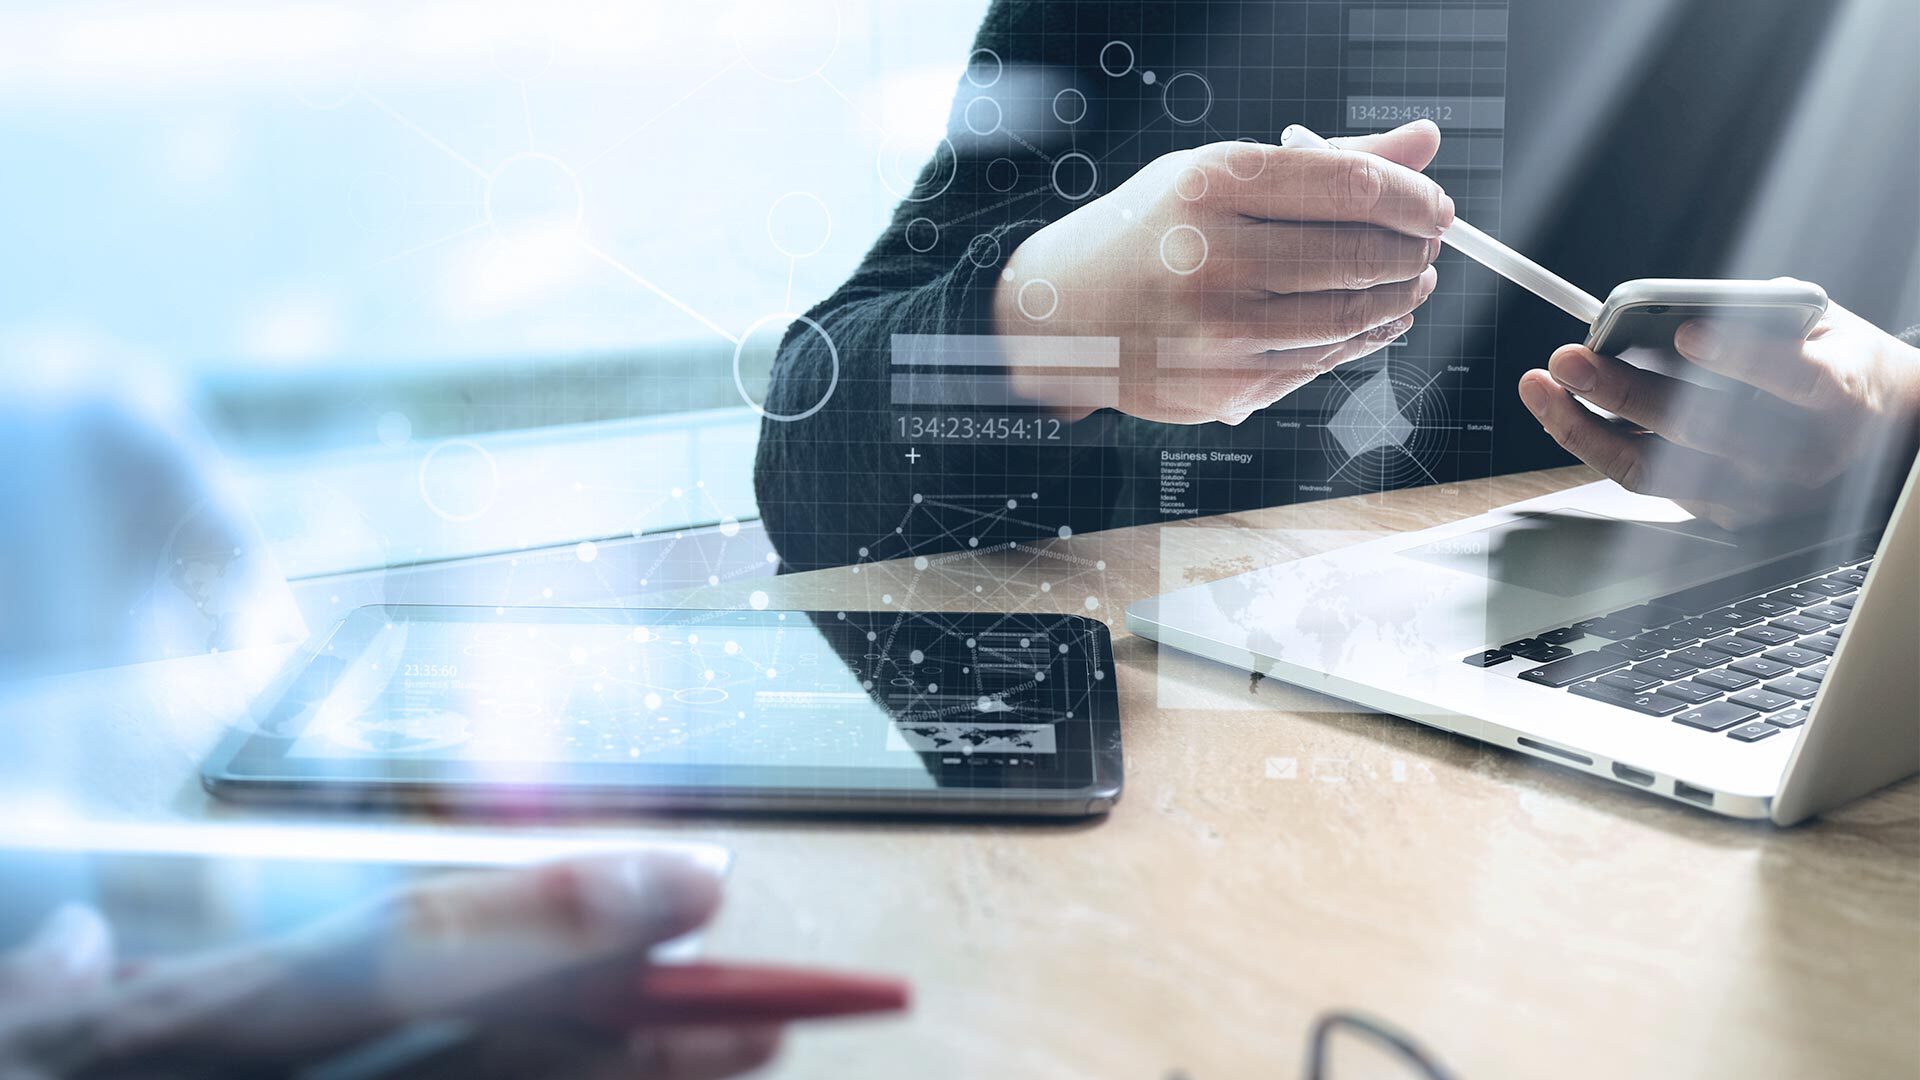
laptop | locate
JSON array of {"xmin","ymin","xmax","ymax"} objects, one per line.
[{"xmin": 1127, "ymin": 453, "xmax": 1919, "ymax": 823}]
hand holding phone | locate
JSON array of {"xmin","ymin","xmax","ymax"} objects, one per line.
[{"xmin": 1584, "ymin": 277, "xmax": 1829, "ymax": 388}]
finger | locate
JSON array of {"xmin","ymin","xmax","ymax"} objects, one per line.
[
  {"xmin": 398, "ymin": 851, "xmax": 724, "ymax": 953},
  {"xmin": 1517, "ymin": 369, "xmax": 1747, "ymax": 502},
  {"xmin": 1204, "ymin": 144, "xmax": 1454, "ymax": 238},
  {"xmin": 1229, "ymin": 266, "xmax": 1436, "ymax": 350},
  {"xmin": 1329, "ymin": 118, "xmax": 1443, "ymax": 171},
  {"xmin": 1213, "ymin": 317, "xmax": 1415, "ymax": 424},
  {"xmin": 1228, "ymin": 221, "xmax": 1439, "ymax": 293},
  {"xmin": 628, "ymin": 1025, "xmax": 783, "ymax": 1080},
  {"xmin": 1673, "ymin": 318, "xmax": 1834, "ymax": 407},
  {"xmin": 1544, "ymin": 344, "xmax": 1768, "ymax": 463}
]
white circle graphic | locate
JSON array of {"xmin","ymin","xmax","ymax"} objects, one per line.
[
  {"xmin": 1052, "ymin": 87, "xmax": 1088, "ymax": 124},
  {"xmin": 1099, "ymin": 40, "xmax": 1135, "ymax": 77},
  {"xmin": 905, "ymin": 216, "xmax": 939, "ymax": 252},
  {"xmin": 1175, "ymin": 165, "xmax": 1209, "ymax": 201},
  {"xmin": 966, "ymin": 47, "xmax": 1003, "ymax": 87},
  {"xmin": 1225, "ymin": 137, "xmax": 1269, "ymax": 182},
  {"xmin": 733, "ymin": 312, "xmax": 838, "ymax": 422},
  {"xmin": 963, "ymin": 95, "xmax": 1002, "ymax": 136},
  {"xmin": 765, "ymin": 191, "xmax": 832, "ymax": 259},
  {"xmin": 418, "ymin": 439, "xmax": 500, "ymax": 522},
  {"xmin": 674, "ymin": 687, "xmax": 730, "ymax": 706},
  {"xmin": 1159, "ymin": 223, "xmax": 1208, "ymax": 276},
  {"xmin": 877, "ymin": 134, "xmax": 957, "ymax": 203},
  {"xmin": 1050, "ymin": 151, "xmax": 1099, "ymax": 201},
  {"xmin": 986, "ymin": 157, "xmax": 1019, "ymax": 192},
  {"xmin": 1162, "ymin": 71, "xmax": 1212, "ymax": 124},
  {"xmin": 1016, "ymin": 278, "xmax": 1059, "ymax": 321}
]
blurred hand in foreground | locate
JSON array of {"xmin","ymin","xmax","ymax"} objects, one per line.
[{"xmin": 0, "ymin": 850, "xmax": 781, "ymax": 1079}]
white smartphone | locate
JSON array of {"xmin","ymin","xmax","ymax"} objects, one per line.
[{"xmin": 1585, "ymin": 278, "xmax": 1829, "ymax": 388}]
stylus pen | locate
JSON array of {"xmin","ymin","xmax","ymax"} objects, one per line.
[
  {"xmin": 1279, "ymin": 125, "xmax": 1605, "ymax": 325},
  {"xmin": 612, "ymin": 961, "xmax": 911, "ymax": 1026}
]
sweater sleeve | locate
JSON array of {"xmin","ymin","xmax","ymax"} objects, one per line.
[{"xmin": 752, "ymin": 1, "xmax": 1160, "ymax": 572}]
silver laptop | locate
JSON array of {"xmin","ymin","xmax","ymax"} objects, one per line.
[{"xmin": 1128, "ymin": 454, "xmax": 1919, "ymax": 823}]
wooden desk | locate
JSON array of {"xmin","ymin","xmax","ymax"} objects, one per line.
[{"xmin": 4, "ymin": 466, "xmax": 1914, "ymax": 1079}]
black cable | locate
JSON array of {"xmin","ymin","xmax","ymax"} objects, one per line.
[{"xmin": 1303, "ymin": 1010, "xmax": 1461, "ymax": 1080}]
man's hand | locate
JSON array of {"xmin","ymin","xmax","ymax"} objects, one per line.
[
  {"xmin": 0, "ymin": 851, "xmax": 783, "ymax": 1079},
  {"xmin": 992, "ymin": 120, "xmax": 1454, "ymax": 425},
  {"xmin": 1519, "ymin": 296, "xmax": 1920, "ymax": 528}
]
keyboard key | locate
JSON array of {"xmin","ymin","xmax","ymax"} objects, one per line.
[
  {"xmin": 1503, "ymin": 639, "xmax": 1572, "ymax": 662},
  {"xmin": 1464, "ymin": 649, "xmax": 1511, "ymax": 668},
  {"xmin": 1733, "ymin": 597, "xmax": 1797, "ymax": 618},
  {"xmin": 1767, "ymin": 708, "xmax": 1809, "ymax": 728},
  {"xmin": 1763, "ymin": 646, "xmax": 1822, "ymax": 667},
  {"xmin": 1573, "ymin": 617, "xmax": 1640, "ymax": 640},
  {"xmin": 1798, "ymin": 636, "xmax": 1837, "ymax": 657},
  {"xmin": 1635, "ymin": 657, "xmax": 1700, "ymax": 681},
  {"xmin": 1737, "ymin": 625, "xmax": 1798, "ymax": 646},
  {"xmin": 1673, "ymin": 617, "xmax": 1734, "ymax": 639},
  {"xmin": 1800, "ymin": 604, "xmax": 1850, "ymax": 624},
  {"xmin": 1825, "ymin": 625, "xmax": 1845, "ymax": 638},
  {"xmin": 1656, "ymin": 681, "xmax": 1722, "ymax": 705},
  {"xmin": 1537, "ymin": 626, "xmax": 1585, "ymax": 646},
  {"xmin": 1669, "ymin": 646, "xmax": 1735, "ymax": 669},
  {"xmin": 1729, "ymin": 688, "xmax": 1795, "ymax": 712},
  {"xmin": 1602, "ymin": 639, "xmax": 1665, "ymax": 661},
  {"xmin": 1800, "ymin": 662, "xmax": 1829, "ymax": 683},
  {"xmin": 1766, "ymin": 587, "xmax": 1823, "ymax": 607},
  {"xmin": 1833, "ymin": 594, "xmax": 1859, "ymax": 609},
  {"xmin": 1703, "ymin": 635, "xmax": 1764, "ymax": 657},
  {"xmin": 1610, "ymin": 604, "xmax": 1684, "ymax": 629},
  {"xmin": 1599, "ymin": 670, "xmax": 1662, "ymax": 693},
  {"xmin": 1694, "ymin": 668, "xmax": 1760, "ymax": 692},
  {"xmin": 1571, "ymin": 680, "xmax": 1688, "ymax": 716},
  {"xmin": 1765, "ymin": 677, "xmax": 1821, "ymax": 700},
  {"xmin": 1827, "ymin": 568, "xmax": 1868, "ymax": 588},
  {"xmin": 1728, "ymin": 723, "xmax": 1780, "ymax": 742},
  {"xmin": 1518, "ymin": 650, "xmax": 1625, "ymax": 687},
  {"xmin": 1730, "ymin": 656, "xmax": 1794, "ymax": 679},
  {"xmin": 1636, "ymin": 627, "xmax": 1699, "ymax": 650},
  {"xmin": 1769, "ymin": 614, "xmax": 1826, "ymax": 635},
  {"xmin": 1704, "ymin": 606, "xmax": 1762, "ymax": 627},
  {"xmin": 1800, "ymin": 579, "xmax": 1854, "ymax": 598},
  {"xmin": 1672, "ymin": 702, "xmax": 1759, "ymax": 731}
]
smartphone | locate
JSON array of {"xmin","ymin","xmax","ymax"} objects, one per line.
[
  {"xmin": 203, "ymin": 605, "xmax": 1124, "ymax": 818},
  {"xmin": 1585, "ymin": 278, "xmax": 1828, "ymax": 388}
]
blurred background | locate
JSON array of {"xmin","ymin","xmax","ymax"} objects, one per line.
[{"xmin": 0, "ymin": 0, "xmax": 982, "ymax": 578}]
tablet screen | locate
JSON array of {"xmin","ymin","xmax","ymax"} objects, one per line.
[{"xmin": 219, "ymin": 605, "xmax": 1116, "ymax": 798}]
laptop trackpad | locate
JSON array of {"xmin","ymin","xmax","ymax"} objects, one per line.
[{"xmin": 1398, "ymin": 509, "xmax": 1733, "ymax": 598}]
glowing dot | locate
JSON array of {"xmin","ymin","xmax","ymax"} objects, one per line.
[
  {"xmin": 689, "ymin": 633, "xmax": 699, "ymax": 644},
  {"xmin": 858, "ymin": 547, "xmax": 870, "ymax": 558},
  {"xmin": 1007, "ymin": 499, "xmax": 1018, "ymax": 509},
  {"xmin": 765, "ymin": 551, "xmax": 779, "ymax": 563},
  {"xmin": 912, "ymin": 493, "xmax": 924, "ymax": 503},
  {"xmin": 724, "ymin": 640, "xmax": 740, "ymax": 655},
  {"xmin": 671, "ymin": 487, "xmax": 684, "ymax": 498},
  {"xmin": 966, "ymin": 638, "xmax": 976, "ymax": 648},
  {"xmin": 644, "ymin": 692, "xmax": 662, "ymax": 710},
  {"xmin": 1059, "ymin": 643, "xmax": 1070, "ymax": 653},
  {"xmin": 910, "ymin": 649, "xmax": 925, "ymax": 663},
  {"xmin": 1035, "ymin": 670, "xmax": 1046, "ymax": 681},
  {"xmin": 576, "ymin": 540, "xmax": 598, "ymax": 562},
  {"xmin": 928, "ymin": 683, "xmax": 938, "ymax": 693},
  {"xmin": 719, "ymin": 517, "xmax": 741, "ymax": 537},
  {"xmin": 1096, "ymin": 560, "xmax": 1106, "ymax": 570},
  {"xmin": 914, "ymin": 556, "xmax": 929, "ymax": 570},
  {"xmin": 1085, "ymin": 596, "xmax": 1100, "ymax": 611},
  {"xmin": 542, "ymin": 587, "xmax": 554, "ymax": 598},
  {"xmin": 705, "ymin": 669, "xmax": 715, "ymax": 680},
  {"xmin": 867, "ymin": 631, "xmax": 878, "ymax": 641},
  {"xmin": 766, "ymin": 668, "xmax": 778, "ymax": 678},
  {"xmin": 708, "ymin": 575, "xmax": 719, "ymax": 586},
  {"xmin": 1057, "ymin": 526, "xmax": 1072, "ymax": 539},
  {"xmin": 968, "ymin": 537, "xmax": 979, "ymax": 547},
  {"xmin": 749, "ymin": 590, "xmax": 769, "ymax": 610},
  {"xmin": 1041, "ymin": 582, "xmax": 1052, "ymax": 592},
  {"xmin": 1142, "ymin": 70, "xmax": 1156, "ymax": 84},
  {"xmin": 1020, "ymin": 638, "xmax": 1031, "ymax": 648},
  {"xmin": 836, "ymin": 611, "xmax": 847, "ymax": 619}
]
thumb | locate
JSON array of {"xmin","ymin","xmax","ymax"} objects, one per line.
[
  {"xmin": 0, "ymin": 904, "xmax": 116, "ymax": 997},
  {"xmin": 1331, "ymin": 119, "xmax": 1442, "ymax": 171}
]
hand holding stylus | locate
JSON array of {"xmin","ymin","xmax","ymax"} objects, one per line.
[{"xmin": 0, "ymin": 851, "xmax": 904, "ymax": 1079}]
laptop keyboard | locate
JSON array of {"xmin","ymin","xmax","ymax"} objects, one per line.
[{"xmin": 1463, "ymin": 536, "xmax": 1879, "ymax": 743}]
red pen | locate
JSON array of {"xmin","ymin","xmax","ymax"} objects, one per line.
[{"xmin": 620, "ymin": 962, "xmax": 911, "ymax": 1026}]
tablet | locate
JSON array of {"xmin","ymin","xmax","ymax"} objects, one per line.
[{"xmin": 203, "ymin": 605, "xmax": 1122, "ymax": 817}]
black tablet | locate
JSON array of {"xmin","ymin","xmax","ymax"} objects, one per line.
[{"xmin": 203, "ymin": 605, "xmax": 1122, "ymax": 817}]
